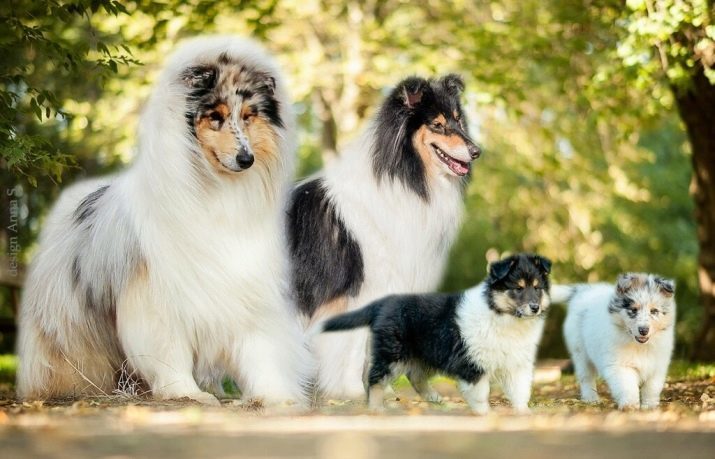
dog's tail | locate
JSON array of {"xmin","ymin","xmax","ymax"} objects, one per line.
[
  {"xmin": 322, "ymin": 302, "xmax": 380, "ymax": 333},
  {"xmin": 550, "ymin": 284, "xmax": 578, "ymax": 304}
]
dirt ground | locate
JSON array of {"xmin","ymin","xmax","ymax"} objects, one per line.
[{"xmin": 2, "ymin": 373, "xmax": 715, "ymax": 459}]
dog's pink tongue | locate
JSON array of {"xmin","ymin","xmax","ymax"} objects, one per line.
[{"xmin": 449, "ymin": 158, "xmax": 469, "ymax": 176}]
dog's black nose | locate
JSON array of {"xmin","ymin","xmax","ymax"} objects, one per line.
[
  {"xmin": 468, "ymin": 143, "xmax": 481, "ymax": 159},
  {"xmin": 236, "ymin": 151, "xmax": 254, "ymax": 169},
  {"xmin": 638, "ymin": 326, "xmax": 649, "ymax": 336},
  {"xmin": 529, "ymin": 303, "xmax": 540, "ymax": 313}
]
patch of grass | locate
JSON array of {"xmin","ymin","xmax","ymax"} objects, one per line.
[
  {"xmin": 668, "ymin": 360, "xmax": 715, "ymax": 381},
  {"xmin": 0, "ymin": 354, "xmax": 17, "ymax": 385}
]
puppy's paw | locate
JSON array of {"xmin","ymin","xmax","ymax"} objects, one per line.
[
  {"xmin": 470, "ymin": 402, "xmax": 490, "ymax": 416},
  {"xmin": 423, "ymin": 391, "xmax": 443, "ymax": 404},
  {"xmin": 512, "ymin": 405, "xmax": 532, "ymax": 416},
  {"xmin": 618, "ymin": 402, "xmax": 639, "ymax": 412},
  {"xmin": 640, "ymin": 401, "xmax": 660, "ymax": 410}
]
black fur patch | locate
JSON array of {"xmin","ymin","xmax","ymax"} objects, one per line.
[
  {"xmin": 287, "ymin": 178, "xmax": 364, "ymax": 316},
  {"xmin": 323, "ymin": 292, "xmax": 485, "ymax": 386},
  {"xmin": 371, "ymin": 74, "xmax": 476, "ymax": 201},
  {"xmin": 484, "ymin": 253, "xmax": 552, "ymax": 316},
  {"xmin": 609, "ymin": 295, "xmax": 636, "ymax": 315},
  {"xmin": 74, "ymin": 185, "xmax": 109, "ymax": 224}
]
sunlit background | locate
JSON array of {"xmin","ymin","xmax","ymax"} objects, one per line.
[{"xmin": 2, "ymin": 0, "xmax": 713, "ymax": 361}]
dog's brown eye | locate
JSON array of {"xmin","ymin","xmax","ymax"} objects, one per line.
[
  {"xmin": 431, "ymin": 120, "xmax": 444, "ymax": 130},
  {"xmin": 650, "ymin": 309, "xmax": 659, "ymax": 315},
  {"xmin": 242, "ymin": 111, "xmax": 255, "ymax": 123},
  {"xmin": 208, "ymin": 112, "xmax": 223, "ymax": 130}
]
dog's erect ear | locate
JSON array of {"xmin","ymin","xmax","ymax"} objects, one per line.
[
  {"xmin": 181, "ymin": 65, "xmax": 217, "ymax": 89},
  {"xmin": 398, "ymin": 77, "xmax": 429, "ymax": 109},
  {"xmin": 655, "ymin": 277, "xmax": 676, "ymax": 297},
  {"xmin": 531, "ymin": 255, "xmax": 552, "ymax": 274},
  {"xmin": 489, "ymin": 258, "xmax": 515, "ymax": 282},
  {"xmin": 441, "ymin": 74, "xmax": 465, "ymax": 96},
  {"xmin": 253, "ymin": 72, "xmax": 276, "ymax": 96},
  {"xmin": 616, "ymin": 273, "xmax": 637, "ymax": 296}
]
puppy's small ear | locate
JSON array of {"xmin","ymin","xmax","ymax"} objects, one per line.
[
  {"xmin": 655, "ymin": 277, "xmax": 675, "ymax": 297},
  {"xmin": 182, "ymin": 65, "xmax": 216, "ymax": 89},
  {"xmin": 398, "ymin": 77, "xmax": 429, "ymax": 109},
  {"xmin": 441, "ymin": 74, "xmax": 465, "ymax": 96},
  {"xmin": 616, "ymin": 273, "xmax": 637, "ymax": 296},
  {"xmin": 489, "ymin": 258, "xmax": 515, "ymax": 282},
  {"xmin": 532, "ymin": 255, "xmax": 552, "ymax": 274}
]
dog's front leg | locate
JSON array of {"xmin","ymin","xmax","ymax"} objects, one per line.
[
  {"xmin": 502, "ymin": 367, "xmax": 533, "ymax": 414},
  {"xmin": 640, "ymin": 370, "xmax": 667, "ymax": 409},
  {"xmin": 117, "ymin": 304, "xmax": 218, "ymax": 405},
  {"xmin": 603, "ymin": 365, "xmax": 640, "ymax": 410},
  {"xmin": 459, "ymin": 377, "xmax": 490, "ymax": 415}
]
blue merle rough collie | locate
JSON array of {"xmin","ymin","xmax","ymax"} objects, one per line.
[
  {"xmin": 16, "ymin": 36, "xmax": 311, "ymax": 405},
  {"xmin": 322, "ymin": 253, "xmax": 553, "ymax": 413},
  {"xmin": 287, "ymin": 75, "xmax": 480, "ymax": 398}
]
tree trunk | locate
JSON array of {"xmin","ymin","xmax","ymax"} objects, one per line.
[{"xmin": 673, "ymin": 68, "xmax": 715, "ymax": 360}]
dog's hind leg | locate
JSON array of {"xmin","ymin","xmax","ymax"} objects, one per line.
[
  {"xmin": 366, "ymin": 353, "xmax": 396, "ymax": 411},
  {"xmin": 406, "ymin": 364, "xmax": 441, "ymax": 403}
]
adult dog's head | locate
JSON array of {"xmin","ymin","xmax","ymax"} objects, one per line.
[
  {"xmin": 485, "ymin": 253, "xmax": 553, "ymax": 318},
  {"xmin": 182, "ymin": 58, "xmax": 282, "ymax": 175},
  {"xmin": 372, "ymin": 74, "xmax": 480, "ymax": 200},
  {"xmin": 144, "ymin": 36, "xmax": 293, "ymax": 184},
  {"xmin": 608, "ymin": 273, "xmax": 676, "ymax": 344}
]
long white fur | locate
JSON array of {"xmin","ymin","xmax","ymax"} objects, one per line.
[
  {"xmin": 560, "ymin": 281, "xmax": 675, "ymax": 409},
  {"xmin": 311, "ymin": 129, "xmax": 465, "ymax": 398},
  {"xmin": 16, "ymin": 36, "xmax": 312, "ymax": 405},
  {"xmin": 456, "ymin": 283, "xmax": 547, "ymax": 414}
]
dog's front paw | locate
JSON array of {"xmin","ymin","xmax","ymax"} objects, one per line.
[
  {"xmin": 618, "ymin": 402, "xmax": 639, "ymax": 411},
  {"xmin": 512, "ymin": 405, "xmax": 531, "ymax": 415},
  {"xmin": 640, "ymin": 400, "xmax": 660, "ymax": 410},
  {"xmin": 470, "ymin": 402, "xmax": 490, "ymax": 415},
  {"xmin": 186, "ymin": 391, "xmax": 221, "ymax": 406},
  {"xmin": 423, "ymin": 391, "xmax": 443, "ymax": 404},
  {"xmin": 581, "ymin": 394, "xmax": 601, "ymax": 403}
]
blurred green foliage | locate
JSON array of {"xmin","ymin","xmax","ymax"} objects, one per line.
[{"xmin": 1, "ymin": 1, "xmax": 713, "ymax": 357}]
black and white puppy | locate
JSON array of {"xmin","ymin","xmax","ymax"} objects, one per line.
[{"xmin": 321, "ymin": 253, "xmax": 552, "ymax": 414}]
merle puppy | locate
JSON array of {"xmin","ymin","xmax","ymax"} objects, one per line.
[{"xmin": 321, "ymin": 253, "xmax": 552, "ymax": 414}]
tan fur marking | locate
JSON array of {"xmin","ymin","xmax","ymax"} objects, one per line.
[
  {"xmin": 533, "ymin": 279, "xmax": 539, "ymax": 287},
  {"xmin": 311, "ymin": 296, "xmax": 349, "ymax": 324},
  {"xmin": 518, "ymin": 279, "xmax": 526, "ymax": 288},
  {"xmin": 247, "ymin": 116, "xmax": 279, "ymax": 168},
  {"xmin": 413, "ymin": 114, "xmax": 472, "ymax": 178},
  {"xmin": 412, "ymin": 125, "xmax": 435, "ymax": 177},
  {"xmin": 196, "ymin": 104, "xmax": 239, "ymax": 174}
]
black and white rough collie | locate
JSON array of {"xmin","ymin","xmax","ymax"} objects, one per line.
[
  {"xmin": 287, "ymin": 75, "xmax": 480, "ymax": 398},
  {"xmin": 17, "ymin": 36, "xmax": 311, "ymax": 405},
  {"xmin": 322, "ymin": 253, "xmax": 553, "ymax": 413}
]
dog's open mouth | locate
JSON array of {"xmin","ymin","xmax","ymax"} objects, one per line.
[
  {"xmin": 635, "ymin": 336, "xmax": 649, "ymax": 343},
  {"xmin": 432, "ymin": 144, "xmax": 470, "ymax": 176}
]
